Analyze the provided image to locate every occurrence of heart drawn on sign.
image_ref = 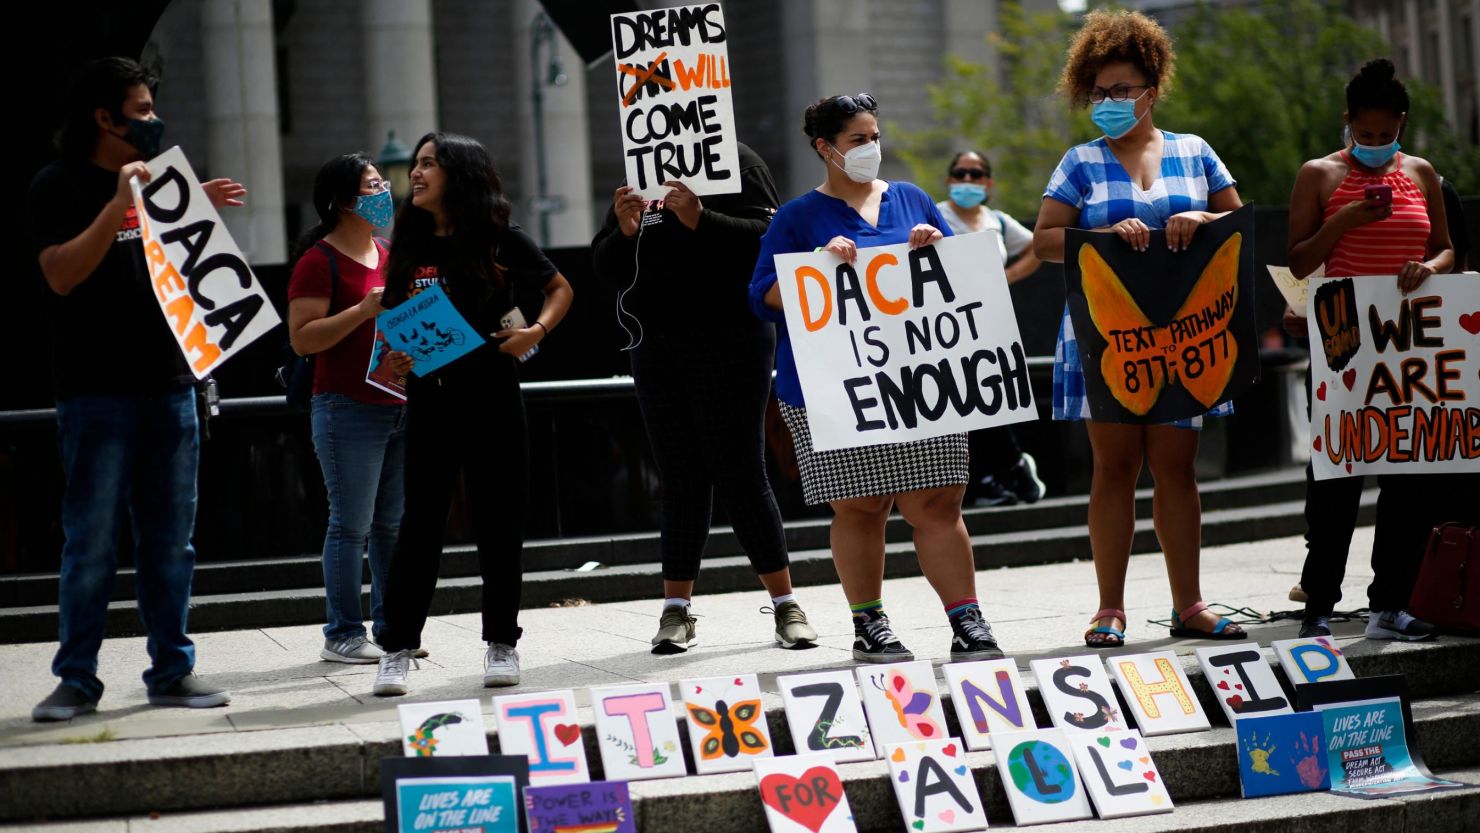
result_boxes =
[938,810,956,825]
[1120,737,1138,750]
[898,771,910,783]
[1316,381,1327,401]
[911,822,924,831]
[1096,736,1111,748]
[942,743,958,758]
[1342,368,1357,391]
[1313,436,1322,452]
[891,747,907,763]
[553,723,581,747]
[760,768,845,833]
[1217,680,1230,691]
[1346,462,1354,473]
[1117,760,1134,771]
[954,764,968,776]
[1143,771,1157,782]
[1459,311,1480,335]
[1226,694,1245,711]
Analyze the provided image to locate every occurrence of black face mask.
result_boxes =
[111,116,166,159]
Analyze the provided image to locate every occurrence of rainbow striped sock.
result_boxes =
[945,598,980,620]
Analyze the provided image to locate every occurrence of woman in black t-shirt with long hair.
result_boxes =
[372,132,573,696]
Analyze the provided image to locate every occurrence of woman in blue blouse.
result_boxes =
[749,94,1004,663]
[1033,10,1245,647]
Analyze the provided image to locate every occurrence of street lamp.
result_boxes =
[529,11,569,247]
[377,131,413,203]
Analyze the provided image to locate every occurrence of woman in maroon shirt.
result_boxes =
[287,153,413,664]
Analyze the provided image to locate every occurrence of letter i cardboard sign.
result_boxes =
[991,729,1094,825]
[1105,651,1210,736]
[855,661,951,757]
[884,740,988,833]
[1271,637,1355,687]
[679,673,774,774]
[942,658,1036,750]
[1194,644,1292,726]
[492,689,590,785]
[755,752,858,833]
[588,683,686,781]
[778,670,877,764]
[1066,729,1174,819]
[1029,656,1127,733]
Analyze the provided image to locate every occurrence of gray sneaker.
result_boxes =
[147,674,232,708]
[321,635,384,664]
[651,605,697,655]
[374,649,418,697]
[770,601,819,649]
[483,643,521,687]
[32,683,98,722]
[1365,610,1437,642]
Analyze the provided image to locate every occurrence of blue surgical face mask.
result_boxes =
[1091,89,1150,140]
[949,182,987,209]
[1350,137,1401,169]
[352,187,394,228]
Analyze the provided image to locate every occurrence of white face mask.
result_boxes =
[829,141,882,183]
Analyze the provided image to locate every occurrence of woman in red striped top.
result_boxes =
[1284,58,1455,642]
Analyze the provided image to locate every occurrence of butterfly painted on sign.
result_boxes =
[856,661,950,757]
[1078,232,1243,416]
[681,674,775,774]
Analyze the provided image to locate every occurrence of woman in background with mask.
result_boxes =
[750,94,1006,664]
[1033,10,1245,648]
[288,153,414,664]
[936,151,1047,508]
[1284,58,1455,641]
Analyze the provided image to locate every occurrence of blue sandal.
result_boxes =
[1084,608,1126,648]
[1170,601,1246,640]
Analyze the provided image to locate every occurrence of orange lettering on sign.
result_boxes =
[182,322,222,373]
[153,262,186,303]
[864,253,907,316]
[163,294,195,336]
[795,266,832,332]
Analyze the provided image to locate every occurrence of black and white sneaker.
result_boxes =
[950,607,1005,660]
[853,610,914,663]
[1005,453,1046,504]
[971,476,1017,507]
[1364,610,1437,642]
[1299,613,1332,638]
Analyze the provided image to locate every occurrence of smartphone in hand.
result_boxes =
[499,307,539,363]
[1364,184,1393,206]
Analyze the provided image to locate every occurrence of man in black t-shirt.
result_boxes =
[25,58,246,721]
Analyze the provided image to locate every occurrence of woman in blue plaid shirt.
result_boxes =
[1033,10,1246,648]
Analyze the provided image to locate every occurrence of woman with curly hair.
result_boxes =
[1033,10,1245,647]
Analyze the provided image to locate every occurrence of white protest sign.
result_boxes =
[609,3,739,199]
[775,232,1037,451]
[130,146,280,378]
[1266,264,1321,315]
[1306,274,1480,480]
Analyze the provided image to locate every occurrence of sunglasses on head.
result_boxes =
[827,93,877,116]
[950,168,989,180]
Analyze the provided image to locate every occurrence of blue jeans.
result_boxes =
[310,394,406,641]
[54,386,200,700]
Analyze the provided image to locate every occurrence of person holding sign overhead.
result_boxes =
[1284,59,1456,641]
[371,133,573,696]
[1032,11,1246,647]
[25,58,244,720]
[593,144,819,655]
[286,153,414,665]
[749,93,1005,663]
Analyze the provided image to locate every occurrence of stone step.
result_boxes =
[0,470,1308,609]
[5,766,1473,833]
[1,636,1473,824]
[0,488,1371,645]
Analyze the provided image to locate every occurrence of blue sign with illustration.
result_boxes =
[378,285,485,376]
[1236,711,1330,798]
[395,775,518,833]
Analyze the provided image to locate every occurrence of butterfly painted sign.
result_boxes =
[1064,203,1259,423]
[398,699,491,757]
[885,740,988,832]
[855,661,950,757]
[492,690,591,785]
[1066,729,1173,819]
[778,670,876,764]
[754,753,859,833]
[679,674,774,774]
[942,658,1036,750]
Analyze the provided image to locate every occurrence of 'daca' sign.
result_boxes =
[774,233,1037,452]
[1064,204,1260,423]
[130,146,280,378]
[1307,274,1480,480]
[609,3,739,199]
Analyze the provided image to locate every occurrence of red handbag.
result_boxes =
[1407,523,1479,633]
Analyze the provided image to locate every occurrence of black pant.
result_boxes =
[380,360,527,649]
[631,325,789,583]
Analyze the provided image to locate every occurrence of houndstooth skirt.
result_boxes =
[779,403,969,506]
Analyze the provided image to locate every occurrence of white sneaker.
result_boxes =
[321,635,384,664]
[373,650,418,696]
[1364,610,1437,642]
[483,643,520,687]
